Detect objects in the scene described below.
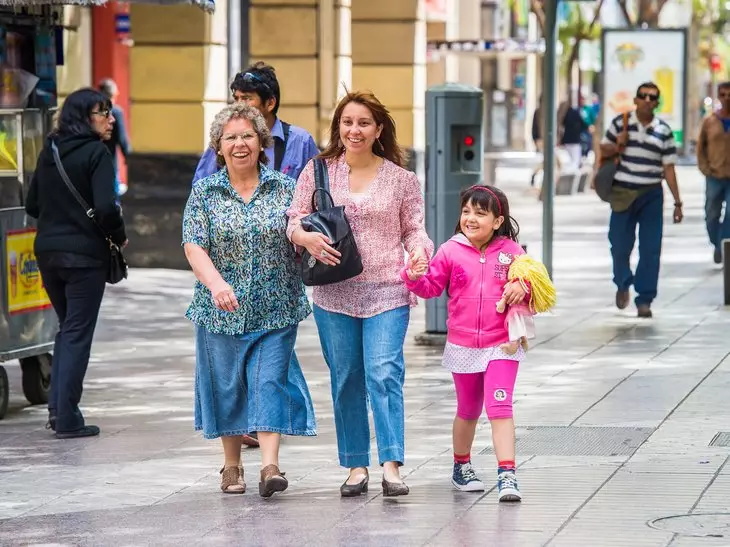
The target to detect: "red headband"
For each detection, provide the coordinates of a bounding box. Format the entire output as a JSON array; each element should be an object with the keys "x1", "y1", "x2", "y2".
[{"x1": 467, "y1": 185, "x2": 502, "y2": 216}]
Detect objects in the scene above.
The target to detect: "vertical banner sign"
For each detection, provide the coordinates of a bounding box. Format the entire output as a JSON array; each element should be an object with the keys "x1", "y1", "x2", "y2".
[
  {"x1": 6, "y1": 229, "x2": 50, "y2": 315},
  {"x1": 602, "y1": 29, "x2": 687, "y2": 148}
]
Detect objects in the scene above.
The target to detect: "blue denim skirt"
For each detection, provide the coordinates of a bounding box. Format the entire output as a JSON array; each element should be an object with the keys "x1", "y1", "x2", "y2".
[{"x1": 194, "y1": 324, "x2": 317, "y2": 439}]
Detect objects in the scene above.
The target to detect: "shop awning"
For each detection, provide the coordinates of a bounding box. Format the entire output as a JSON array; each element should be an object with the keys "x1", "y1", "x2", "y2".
[{"x1": 0, "y1": 0, "x2": 214, "y2": 13}]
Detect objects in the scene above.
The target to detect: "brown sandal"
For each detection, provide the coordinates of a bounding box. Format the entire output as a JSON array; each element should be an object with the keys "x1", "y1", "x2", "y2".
[
  {"x1": 259, "y1": 464, "x2": 288, "y2": 498},
  {"x1": 220, "y1": 465, "x2": 246, "y2": 494}
]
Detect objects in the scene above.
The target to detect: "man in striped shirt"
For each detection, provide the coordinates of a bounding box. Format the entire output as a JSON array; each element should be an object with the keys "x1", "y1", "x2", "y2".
[{"x1": 600, "y1": 82, "x2": 683, "y2": 318}]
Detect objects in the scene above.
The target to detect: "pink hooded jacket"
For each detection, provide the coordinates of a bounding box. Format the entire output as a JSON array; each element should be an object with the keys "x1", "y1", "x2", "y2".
[{"x1": 401, "y1": 234, "x2": 528, "y2": 348}]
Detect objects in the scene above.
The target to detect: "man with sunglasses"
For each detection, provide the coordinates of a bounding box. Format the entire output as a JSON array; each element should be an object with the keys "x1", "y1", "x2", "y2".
[
  {"x1": 697, "y1": 81, "x2": 730, "y2": 264},
  {"x1": 192, "y1": 62, "x2": 319, "y2": 184},
  {"x1": 600, "y1": 82, "x2": 683, "y2": 319}
]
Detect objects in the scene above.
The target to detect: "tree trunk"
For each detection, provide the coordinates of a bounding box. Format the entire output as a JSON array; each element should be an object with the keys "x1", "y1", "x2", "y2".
[
  {"x1": 566, "y1": 39, "x2": 581, "y2": 106},
  {"x1": 686, "y1": 17, "x2": 702, "y2": 156}
]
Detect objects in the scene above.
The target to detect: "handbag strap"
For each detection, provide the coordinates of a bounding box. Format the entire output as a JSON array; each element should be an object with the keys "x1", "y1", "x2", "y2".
[
  {"x1": 50, "y1": 140, "x2": 113, "y2": 244},
  {"x1": 615, "y1": 111, "x2": 630, "y2": 165},
  {"x1": 312, "y1": 158, "x2": 333, "y2": 211}
]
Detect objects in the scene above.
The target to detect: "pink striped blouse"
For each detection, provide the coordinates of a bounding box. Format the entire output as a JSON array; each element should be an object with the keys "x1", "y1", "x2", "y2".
[{"x1": 286, "y1": 156, "x2": 434, "y2": 318}]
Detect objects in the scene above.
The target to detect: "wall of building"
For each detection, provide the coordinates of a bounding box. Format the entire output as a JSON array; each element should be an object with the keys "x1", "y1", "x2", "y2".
[
  {"x1": 129, "y1": 3, "x2": 228, "y2": 155},
  {"x1": 56, "y1": 7, "x2": 93, "y2": 103},
  {"x1": 351, "y1": 0, "x2": 426, "y2": 153}
]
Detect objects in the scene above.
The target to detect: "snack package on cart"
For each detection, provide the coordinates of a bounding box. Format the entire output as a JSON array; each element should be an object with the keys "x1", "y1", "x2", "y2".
[{"x1": 495, "y1": 254, "x2": 557, "y2": 355}]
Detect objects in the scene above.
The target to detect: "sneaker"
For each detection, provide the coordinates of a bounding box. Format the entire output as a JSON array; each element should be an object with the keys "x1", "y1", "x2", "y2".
[
  {"x1": 451, "y1": 462, "x2": 485, "y2": 492},
  {"x1": 497, "y1": 469, "x2": 522, "y2": 502},
  {"x1": 55, "y1": 425, "x2": 100, "y2": 439},
  {"x1": 714, "y1": 248, "x2": 722, "y2": 264}
]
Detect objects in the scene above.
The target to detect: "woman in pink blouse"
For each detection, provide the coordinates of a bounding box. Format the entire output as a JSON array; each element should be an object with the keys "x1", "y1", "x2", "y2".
[{"x1": 287, "y1": 91, "x2": 433, "y2": 497}]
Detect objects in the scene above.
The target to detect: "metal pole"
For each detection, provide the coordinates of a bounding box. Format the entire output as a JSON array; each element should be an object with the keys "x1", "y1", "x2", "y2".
[
  {"x1": 227, "y1": 0, "x2": 241, "y2": 85},
  {"x1": 542, "y1": 0, "x2": 558, "y2": 278}
]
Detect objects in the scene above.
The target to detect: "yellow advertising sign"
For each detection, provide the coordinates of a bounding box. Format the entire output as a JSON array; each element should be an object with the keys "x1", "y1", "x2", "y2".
[{"x1": 6, "y1": 229, "x2": 51, "y2": 315}]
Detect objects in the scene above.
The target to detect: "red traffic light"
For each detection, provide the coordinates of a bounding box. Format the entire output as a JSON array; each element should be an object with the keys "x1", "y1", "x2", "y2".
[{"x1": 463, "y1": 135, "x2": 475, "y2": 146}]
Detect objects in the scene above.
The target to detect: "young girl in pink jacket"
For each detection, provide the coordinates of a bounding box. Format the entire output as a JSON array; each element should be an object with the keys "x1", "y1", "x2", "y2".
[{"x1": 402, "y1": 185, "x2": 546, "y2": 502}]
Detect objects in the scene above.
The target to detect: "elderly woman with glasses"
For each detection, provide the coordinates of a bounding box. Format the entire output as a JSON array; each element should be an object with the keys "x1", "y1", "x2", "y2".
[
  {"x1": 25, "y1": 87, "x2": 126, "y2": 439},
  {"x1": 182, "y1": 103, "x2": 315, "y2": 498}
]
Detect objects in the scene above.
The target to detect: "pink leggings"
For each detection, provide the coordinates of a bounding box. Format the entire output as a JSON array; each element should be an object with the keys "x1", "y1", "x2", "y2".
[{"x1": 452, "y1": 359, "x2": 519, "y2": 420}]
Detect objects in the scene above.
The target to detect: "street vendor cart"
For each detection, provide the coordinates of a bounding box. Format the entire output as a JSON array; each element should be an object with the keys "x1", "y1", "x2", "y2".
[
  {"x1": 0, "y1": 0, "x2": 213, "y2": 419},
  {"x1": 0, "y1": 6, "x2": 60, "y2": 419}
]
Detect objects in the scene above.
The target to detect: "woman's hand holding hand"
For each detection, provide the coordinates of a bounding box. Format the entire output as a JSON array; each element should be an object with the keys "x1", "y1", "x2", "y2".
[
  {"x1": 502, "y1": 281, "x2": 527, "y2": 306},
  {"x1": 210, "y1": 279, "x2": 240, "y2": 312},
  {"x1": 302, "y1": 231, "x2": 341, "y2": 267}
]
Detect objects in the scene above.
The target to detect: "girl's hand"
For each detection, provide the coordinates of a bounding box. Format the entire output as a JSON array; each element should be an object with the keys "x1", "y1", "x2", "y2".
[
  {"x1": 210, "y1": 280, "x2": 239, "y2": 312},
  {"x1": 502, "y1": 281, "x2": 527, "y2": 306},
  {"x1": 408, "y1": 247, "x2": 426, "y2": 270},
  {"x1": 302, "y1": 231, "x2": 341, "y2": 267},
  {"x1": 406, "y1": 259, "x2": 427, "y2": 281}
]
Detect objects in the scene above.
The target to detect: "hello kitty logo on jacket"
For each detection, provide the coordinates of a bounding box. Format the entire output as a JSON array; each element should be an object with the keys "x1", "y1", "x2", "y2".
[
  {"x1": 494, "y1": 251, "x2": 513, "y2": 280},
  {"x1": 498, "y1": 252, "x2": 513, "y2": 264}
]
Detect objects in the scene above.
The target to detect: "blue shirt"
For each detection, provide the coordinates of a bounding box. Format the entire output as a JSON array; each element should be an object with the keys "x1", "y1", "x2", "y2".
[
  {"x1": 192, "y1": 118, "x2": 319, "y2": 184},
  {"x1": 182, "y1": 165, "x2": 311, "y2": 334}
]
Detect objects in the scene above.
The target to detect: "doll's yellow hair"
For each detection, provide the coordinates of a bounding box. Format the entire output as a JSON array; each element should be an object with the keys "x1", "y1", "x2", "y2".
[{"x1": 508, "y1": 254, "x2": 556, "y2": 313}]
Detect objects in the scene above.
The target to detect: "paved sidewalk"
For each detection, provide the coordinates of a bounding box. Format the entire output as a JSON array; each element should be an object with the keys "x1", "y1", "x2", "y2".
[{"x1": 1, "y1": 167, "x2": 729, "y2": 547}]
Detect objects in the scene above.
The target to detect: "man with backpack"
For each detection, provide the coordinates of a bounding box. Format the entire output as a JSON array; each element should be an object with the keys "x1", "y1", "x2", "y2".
[{"x1": 192, "y1": 62, "x2": 319, "y2": 183}]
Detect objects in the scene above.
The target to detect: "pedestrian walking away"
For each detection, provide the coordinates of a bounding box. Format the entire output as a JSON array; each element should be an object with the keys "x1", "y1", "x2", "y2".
[
  {"x1": 287, "y1": 90, "x2": 434, "y2": 498},
  {"x1": 183, "y1": 103, "x2": 316, "y2": 498},
  {"x1": 98, "y1": 79, "x2": 131, "y2": 197},
  {"x1": 402, "y1": 185, "x2": 555, "y2": 503},
  {"x1": 697, "y1": 81, "x2": 730, "y2": 265},
  {"x1": 600, "y1": 82, "x2": 683, "y2": 318},
  {"x1": 25, "y1": 88, "x2": 127, "y2": 439}
]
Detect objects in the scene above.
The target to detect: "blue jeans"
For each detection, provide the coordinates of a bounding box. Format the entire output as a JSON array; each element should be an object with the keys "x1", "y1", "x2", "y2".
[
  {"x1": 194, "y1": 325, "x2": 317, "y2": 439},
  {"x1": 313, "y1": 305, "x2": 410, "y2": 468},
  {"x1": 705, "y1": 177, "x2": 730, "y2": 251},
  {"x1": 609, "y1": 186, "x2": 664, "y2": 306}
]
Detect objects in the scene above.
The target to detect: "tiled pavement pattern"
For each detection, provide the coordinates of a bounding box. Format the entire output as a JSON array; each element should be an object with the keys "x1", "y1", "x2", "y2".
[{"x1": 1, "y1": 167, "x2": 729, "y2": 547}]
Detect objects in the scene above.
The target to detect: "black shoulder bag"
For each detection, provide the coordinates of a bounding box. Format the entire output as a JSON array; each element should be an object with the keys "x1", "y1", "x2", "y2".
[
  {"x1": 50, "y1": 141, "x2": 128, "y2": 284},
  {"x1": 299, "y1": 158, "x2": 363, "y2": 286}
]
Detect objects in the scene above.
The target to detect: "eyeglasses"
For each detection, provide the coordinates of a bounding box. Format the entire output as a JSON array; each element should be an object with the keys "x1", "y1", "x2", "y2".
[
  {"x1": 242, "y1": 72, "x2": 272, "y2": 94},
  {"x1": 636, "y1": 92, "x2": 659, "y2": 102},
  {"x1": 91, "y1": 109, "x2": 112, "y2": 118},
  {"x1": 222, "y1": 132, "x2": 257, "y2": 143}
]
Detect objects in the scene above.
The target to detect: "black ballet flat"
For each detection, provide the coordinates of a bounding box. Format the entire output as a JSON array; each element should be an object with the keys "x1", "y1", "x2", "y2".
[
  {"x1": 382, "y1": 478, "x2": 409, "y2": 497},
  {"x1": 340, "y1": 471, "x2": 369, "y2": 497}
]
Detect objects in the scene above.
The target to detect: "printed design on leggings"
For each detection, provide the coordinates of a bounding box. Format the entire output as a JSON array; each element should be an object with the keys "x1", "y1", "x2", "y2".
[
  {"x1": 494, "y1": 251, "x2": 513, "y2": 280},
  {"x1": 493, "y1": 389, "x2": 507, "y2": 402}
]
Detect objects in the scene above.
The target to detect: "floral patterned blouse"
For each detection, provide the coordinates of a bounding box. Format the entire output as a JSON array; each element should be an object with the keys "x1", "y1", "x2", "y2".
[
  {"x1": 183, "y1": 165, "x2": 311, "y2": 335},
  {"x1": 286, "y1": 156, "x2": 434, "y2": 318}
]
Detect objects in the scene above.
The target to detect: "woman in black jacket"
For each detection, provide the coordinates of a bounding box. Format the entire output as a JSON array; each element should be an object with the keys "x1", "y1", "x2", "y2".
[{"x1": 25, "y1": 88, "x2": 127, "y2": 439}]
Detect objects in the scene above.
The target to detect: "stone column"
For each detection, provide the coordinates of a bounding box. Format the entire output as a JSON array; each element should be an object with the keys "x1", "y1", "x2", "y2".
[
  {"x1": 124, "y1": 3, "x2": 228, "y2": 270},
  {"x1": 129, "y1": 3, "x2": 228, "y2": 159},
  {"x1": 56, "y1": 7, "x2": 93, "y2": 102},
  {"x1": 249, "y1": 0, "x2": 319, "y2": 138},
  {"x1": 351, "y1": 0, "x2": 427, "y2": 164},
  {"x1": 246, "y1": 0, "x2": 351, "y2": 146}
]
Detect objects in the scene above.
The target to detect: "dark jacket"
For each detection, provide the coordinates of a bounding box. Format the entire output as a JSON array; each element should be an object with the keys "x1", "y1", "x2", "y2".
[
  {"x1": 561, "y1": 107, "x2": 586, "y2": 145},
  {"x1": 25, "y1": 133, "x2": 127, "y2": 262},
  {"x1": 103, "y1": 104, "x2": 131, "y2": 171}
]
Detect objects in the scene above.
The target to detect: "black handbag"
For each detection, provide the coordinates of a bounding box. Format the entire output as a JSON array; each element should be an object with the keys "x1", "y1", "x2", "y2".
[
  {"x1": 299, "y1": 158, "x2": 363, "y2": 286},
  {"x1": 594, "y1": 112, "x2": 629, "y2": 203},
  {"x1": 51, "y1": 141, "x2": 128, "y2": 284}
]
